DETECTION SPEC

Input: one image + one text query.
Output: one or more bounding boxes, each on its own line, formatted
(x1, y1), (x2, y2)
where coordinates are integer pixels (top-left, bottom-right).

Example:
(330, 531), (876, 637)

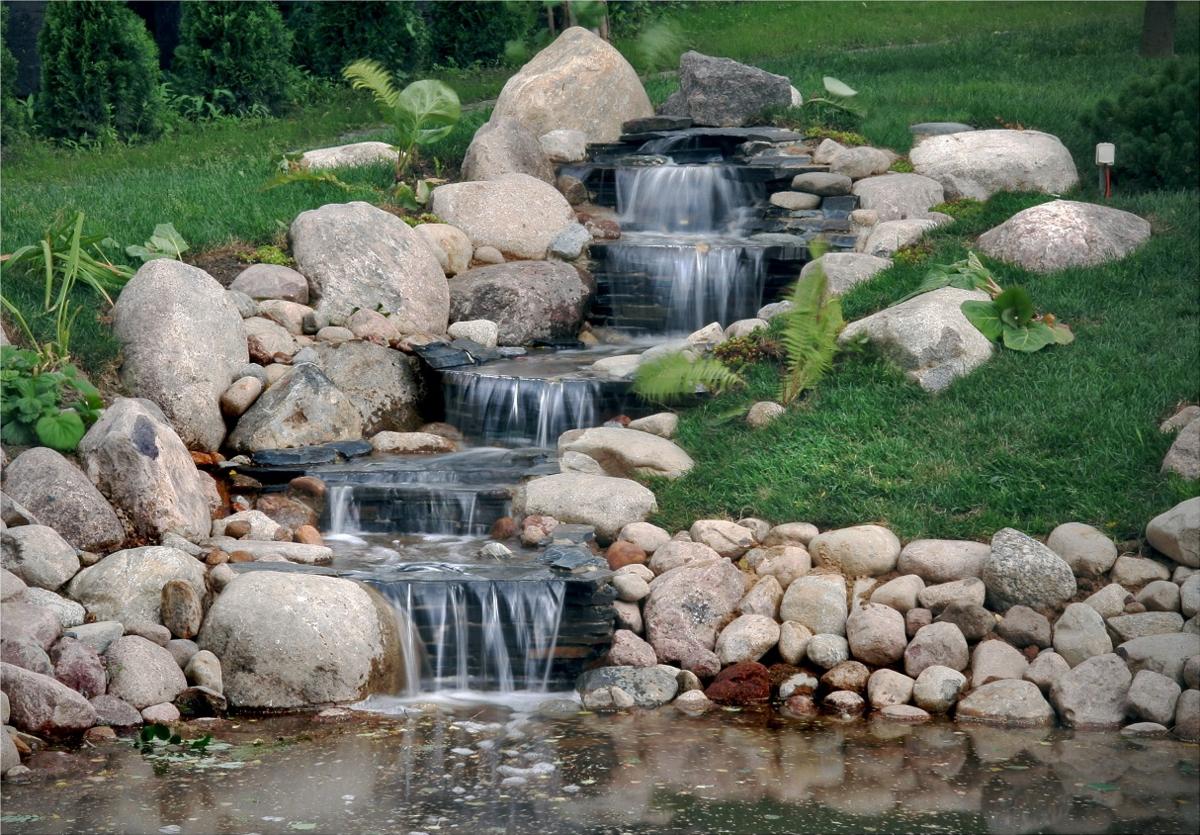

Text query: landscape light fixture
(1096, 142), (1115, 199)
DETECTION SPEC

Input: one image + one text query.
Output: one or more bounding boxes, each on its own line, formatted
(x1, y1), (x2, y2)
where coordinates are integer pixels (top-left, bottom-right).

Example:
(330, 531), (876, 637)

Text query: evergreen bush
(1, 4), (27, 143)
(1084, 59), (1199, 191)
(35, 0), (162, 144)
(426, 1), (536, 68)
(290, 0), (430, 79)
(172, 0), (295, 116)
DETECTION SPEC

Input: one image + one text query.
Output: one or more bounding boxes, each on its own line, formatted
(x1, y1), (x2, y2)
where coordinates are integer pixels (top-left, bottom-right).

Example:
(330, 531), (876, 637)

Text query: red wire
(1105, 166), (1111, 199)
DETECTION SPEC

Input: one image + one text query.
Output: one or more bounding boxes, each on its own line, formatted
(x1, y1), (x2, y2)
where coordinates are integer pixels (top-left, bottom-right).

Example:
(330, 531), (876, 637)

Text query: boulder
(1110, 554), (1172, 586)
(299, 140), (395, 170)
(196, 571), (403, 709)
(412, 223), (474, 278)
(449, 261), (593, 348)
(909, 129), (1079, 200)
(978, 200), (1151, 274)
(1174, 689), (1200, 741)
(912, 665), (967, 714)
(226, 364), (364, 452)
(1136, 580), (1180, 613)
(738, 574), (783, 618)
(492, 27), (653, 143)
(558, 427), (693, 480)
(606, 629), (657, 667)
(969, 640), (1029, 688)
(229, 263), (309, 303)
(821, 660), (870, 693)
(1162, 418), (1200, 480)
(89, 694), (142, 728)
(611, 573), (649, 603)
(870, 574), (925, 613)
(432, 174), (579, 261)
(845, 602), (908, 666)
(539, 129), (587, 163)
(672, 51), (791, 127)
(777, 621), (813, 665)
(982, 527), (1077, 612)
(515, 473), (656, 543)
(806, 633), (850, 669)
(933, 601), (996, 642)
(65, 546), (207, 626)
(576, 665), (679, 708)
(801, 253), (892, 297)
(259, 299), (312, 335)
(715, 614), (780, 665)
(461, 116), (555, 184)
(104, 635), (187, 710)
(619, 521), (669, 554)
(808, 525), (900, 576)
(112, 259), (248, 451)
(917, 577), (987, 614)
(1084, 582), (1132, 620)
(779, 574), (848, 636)
(851, 173), (944, 221)
(904, 622), (969, 678)
(77, 398), (211, 541)
(956, 679), (1057, 727)
(25, 588), (84, 630)
(829, 146), (896, 180)
(898, 539), (990, 583)
(1046, 522), (1118, 578)
(689, 519), (756, 558)
(647, 541), (722, 575)
(705, 661), (772, 704)
(1117, 633), (1200, 686)
(243, 316), (296, 359)
(1145, 498), (1199, 568)
(755, 546), (811, 589)
(160, 579), (204, 640)
(996, 605), (1052, 649)
(1, 448), (124, 552)
(867, 669), (915, 708)
(1, 662), (97, 737)
(1, 526), (78, 591)
(2, 637), (52, 674)
(838, 287), (994, 392)
(861, 217), (949, 258)
(312, 341), (425, 436)
(791, 172), (852, 196)
(1025, 650), (1070, 695)
(1050, 653), (1132, 730)
(643, 558), (745, 664)
(1126, 669), (1181, 726)
(290, 201), (449, 332)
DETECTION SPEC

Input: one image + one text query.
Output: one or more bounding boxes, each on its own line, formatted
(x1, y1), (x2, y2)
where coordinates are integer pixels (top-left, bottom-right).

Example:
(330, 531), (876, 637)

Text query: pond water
(3, 700), (1197, 835)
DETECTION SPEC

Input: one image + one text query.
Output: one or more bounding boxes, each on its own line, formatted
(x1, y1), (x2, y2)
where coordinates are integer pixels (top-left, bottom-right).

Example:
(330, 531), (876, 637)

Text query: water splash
(616, 164), (761, 235)
(440, 371), (610, 448)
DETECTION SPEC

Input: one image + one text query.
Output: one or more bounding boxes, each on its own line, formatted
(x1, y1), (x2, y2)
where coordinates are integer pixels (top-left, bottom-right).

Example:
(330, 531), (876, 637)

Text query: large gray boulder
(1049, 653), (1132, 729)
(448, 261), (594, 346)
(312, 341), (425, 436)
(978, 200), (1151, 274)
(491, 27), (653, 143)
(955, 679), (1057, 727)
(576, 665), (680, 708)
(838, 287), (994, 392)
(290, 201), (449, 332)
(808, 525), (900, 576)
(1, 448), (124, 552)
(557, 427), (693, 480)
(229, 263), (309, 303)
(0, 526), (78, 591)
(461, 116), (555, 185)
(196, 571), (403, 709)
(514, 473), (657, 543)
(299, 140), (395, 170)
(982, 528), (1077, 613)
(1162, 418), (1200, 480)
(431, 174), (578, 261)
(1145, 498), (1199, 568)
(779, 574), (848, 636)
(909, 129), (1079, 200)
(77, 398), (211, 541)
(671, 50), (792, 127)
(862, 217), (950, 258)
(800, 253), (892, 297)
(65, 546), (208, 626)
(104, 635), (187, 710)
(226, 364), (364, 452)
(1117, 633), (1200, 686)
(1, 662), (97, 737)
(851, 173), (945, 221)
(112, 260), (248, 451)
(643, 558), (745, 664)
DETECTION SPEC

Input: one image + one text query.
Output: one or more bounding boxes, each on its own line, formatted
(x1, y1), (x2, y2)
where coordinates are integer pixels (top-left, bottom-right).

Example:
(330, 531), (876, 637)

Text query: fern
(777, 254), (844, 405)
(342, 59), (400, 111)
(632, 352), (746, 406)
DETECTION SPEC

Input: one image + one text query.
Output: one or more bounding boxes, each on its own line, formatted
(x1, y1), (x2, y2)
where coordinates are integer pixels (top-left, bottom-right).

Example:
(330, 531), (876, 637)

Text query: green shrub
(35, 0), (162, 144)
(426, 1), (535, 69)
(172, 0), (296, 116)
(1, 4), (27, 143)
(1084, 59), (1199, 192)
(290, 1), (430, 79)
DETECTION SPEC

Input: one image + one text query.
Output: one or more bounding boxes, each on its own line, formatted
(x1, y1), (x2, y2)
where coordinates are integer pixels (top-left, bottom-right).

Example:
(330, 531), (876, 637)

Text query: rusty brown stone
(224, 520), (252, 539)
(490, 517), (518, 540)
(161, 580), (204, 640)
(294, 525), (324, 546)
(203, 548), (230, 565)
(228, 550), (254, 563)
(605, 541), (647, 571)
(287, 476), (327, 499)
(256, 494), (319, 531)
(704, 662), (771, 705)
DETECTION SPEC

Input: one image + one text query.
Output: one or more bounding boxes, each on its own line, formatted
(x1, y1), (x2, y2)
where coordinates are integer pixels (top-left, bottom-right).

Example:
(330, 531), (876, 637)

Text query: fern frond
(778, 259), (844, 405)
(632, 353), (746, 406)
(342, 59), (399, 111)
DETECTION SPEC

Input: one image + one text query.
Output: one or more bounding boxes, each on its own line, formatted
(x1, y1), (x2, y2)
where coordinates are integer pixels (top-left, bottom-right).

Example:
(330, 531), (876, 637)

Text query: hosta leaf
(961, 300), (1003, 341)
(1002, 323), (1057, 352)
(823, 76), (858, 97)
(36, 410), (86, 450)
(1049, 322), (1075, 344)
(0, 418), (36, 446)
(147, 223), (188, 258)
(395, 79), (461, 148)
(994, 285), (1034, 326)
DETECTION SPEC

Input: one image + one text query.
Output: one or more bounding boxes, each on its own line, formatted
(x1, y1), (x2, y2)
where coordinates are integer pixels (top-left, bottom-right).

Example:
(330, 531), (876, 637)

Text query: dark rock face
(675, 51), (792, 127)
(705, 661), (771, 705)
(448, 261), (594, 347)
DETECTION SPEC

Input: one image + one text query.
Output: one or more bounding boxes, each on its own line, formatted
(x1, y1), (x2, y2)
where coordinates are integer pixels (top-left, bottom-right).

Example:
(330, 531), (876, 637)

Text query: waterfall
(616, 164), (761, 235)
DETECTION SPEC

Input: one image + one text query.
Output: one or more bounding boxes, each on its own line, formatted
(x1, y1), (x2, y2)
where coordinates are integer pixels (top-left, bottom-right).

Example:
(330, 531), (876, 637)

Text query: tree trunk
(1139, 1), (1177, 58)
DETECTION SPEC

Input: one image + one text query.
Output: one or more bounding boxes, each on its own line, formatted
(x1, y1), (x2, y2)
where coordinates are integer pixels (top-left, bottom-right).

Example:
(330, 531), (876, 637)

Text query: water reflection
(3, 706), (1196, 835)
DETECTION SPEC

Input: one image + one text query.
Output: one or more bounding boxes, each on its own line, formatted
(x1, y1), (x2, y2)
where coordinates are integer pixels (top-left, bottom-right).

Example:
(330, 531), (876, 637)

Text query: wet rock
(982, 528), (1076, 612)
(1024, 650), (1070, 695)
(515, 474), (656, 544)
(448, 260), (593, 346)
(823, 690), (866, 716)
(371, 431), (458, 455)
(1174, 689), (1200, 741)
(197, 572), (402, 709)
(933, 601), (996, 642)
(969, 640), (1029, 688)
(1145, 498), (1199, 568)
(957, 680), (1057, 727)
(898, 539), (990, 583)
(780, 574), (848, 636)
(846, 602), (908, 665)
(781, 693), (820, 718)
(1050, 653), (1132, 729)
(778, 670), (819, 700)
(227, 364), (364, 453)
(643, 558), (744, 664)
(995, 605), (1052, 649)
(1, 662), (97, 737)
(1, 448), (124, 552)
(558, 427), (693, 481)
(876, 704), (931, 723)
(66, 546), (207, 626)
(1046, 522), (1118, 578)
(1, 526), (79, 591)
(1053, 602), (1113, 667)
(806, 633), (850, 669)
(715, 614), (780, 664)
(312, 340), (425, 437)
(869, 574), (925, 613)
(576, 665), (679, 708)
(904, 622), (969, 678)
(705, 661), (771, 705)
(979, 200), (1149, 274)
(673, 689), (714, 712)
(807, 525), (900, 577)
(821, 660), (870, 693)
(1126, 669), (1181, 726)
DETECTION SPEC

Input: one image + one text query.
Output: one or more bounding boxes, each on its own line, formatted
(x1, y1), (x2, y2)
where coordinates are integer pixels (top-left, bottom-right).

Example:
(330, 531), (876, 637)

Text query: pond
(3, 697), (1197, 835)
